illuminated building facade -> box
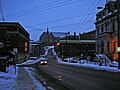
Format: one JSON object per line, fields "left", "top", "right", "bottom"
{"left": 95, "top": 1, "right": 118, "bottom": 61}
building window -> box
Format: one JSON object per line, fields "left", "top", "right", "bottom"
{"left": 107, "top": 42, "right": 110, "bottom": 52}
{"left": 105, "top": 22, "right": 109, "bottom": 32}
{"left": 97, "top": 43, "right": 99, "bottom": 53}
{"left": 112, "top": 39, "right": 116, "bottom": 53}
{"left": 101, "top": 25, "right": 104, "bottom": 33}
{"left": 112, "top": 20, "right": 115, "bottom": 32}
{"left": 101, "top": 41, "right": 104, "bottom": 54}
{"left": 112, "top": 2, "right": 117, "bottom": 12}
{"left": 107, "top": 5, "right": 111, "bottom": 14}
{"left": 96, "top": 27, "right": 99, "bottom": 35}
{"left": 113, "top": 41, "right": 116, "bottom": 52}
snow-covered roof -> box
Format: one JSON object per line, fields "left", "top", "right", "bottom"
{"left": 59, "top": 40, "right": 96, "bottom": 43}
{"left": 52, "top": 32, "right": 67, "bottom": 38}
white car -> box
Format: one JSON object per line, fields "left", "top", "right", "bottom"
{"left": 40, "top": 60, "right": 48, "bottom": 65}
{"left": 40, "top": 58, "right": 48, "bottom": 65}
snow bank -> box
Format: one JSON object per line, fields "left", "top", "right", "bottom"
{"left": 52, "top": 48, "right": 120, "bottom": 72}
{"left": 0, "top": 66, "right": 17, "bottom": 90}
{"left": 24, "top": 67, "right": 46, "bottom": 90}
{"left": 57, "top": 57, "right": 120, "bottom": 72}
{"left": 17, "top": 57, "right": 46, "bottom": 67}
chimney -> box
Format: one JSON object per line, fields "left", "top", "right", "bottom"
{"left": 74, "top": 32, "right": 76, "bottom": 40}
{"left": 79, "top": 33, "right": 81, "bottom": 40}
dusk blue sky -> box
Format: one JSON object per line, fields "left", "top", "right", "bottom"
{"left": 0, "top": 0, "right": 106, "bottom": 40}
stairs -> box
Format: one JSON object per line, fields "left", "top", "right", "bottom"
{"left": 95, "top": 54, "right": 111, "bottom": 66}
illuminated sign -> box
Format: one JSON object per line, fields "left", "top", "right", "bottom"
{"left": 118, "top": 47, "right": 120, "bottom": 52}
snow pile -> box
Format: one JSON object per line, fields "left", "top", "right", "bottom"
{"left": 17, "top": 57, "right": 46, "bottom": 67}
{"left": 52, "top": 49, "right": 120, "bottom": 72}
{"left": 21, "top": 60, "right": 35, "bottom": 64}
{"left": 0, "top": 66, "right": 17, "bottom": 77}
{"left": 110, "top": 61, "right": 118, "bottom": 67}
{"left": 57, "top": 57, "right": 120, "bottom": 72}
{"left": 52, "top": 48, "right": 57, "bottom": 56}
{"left": 0, "top": 66, "right": 17, "bottom": 90}
{"left": 0, "top": 66, "right": 46, "bottom": 90}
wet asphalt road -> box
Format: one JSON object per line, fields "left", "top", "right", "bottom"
{"left": 36, "top": 49, "right": 120, "bottom": 90}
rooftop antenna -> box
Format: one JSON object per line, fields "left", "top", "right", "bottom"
{"left": 0, "top": 0, "right": 5, "bottom": 21}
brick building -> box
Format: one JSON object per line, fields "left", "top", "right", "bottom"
{"left": 57, "top": 30, "right": 96, "bottom": 58}
{"left": 0, "top": 27, "right": 9, "bottom": 53}
{"left": 0, "top": 22, "right": 30, "bottom": 63}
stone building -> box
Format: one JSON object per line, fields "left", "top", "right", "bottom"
{"left": 39, "top": 28, "right": 67, "bottom": 46}
{"left": 39, "top": 28, "right": 54, "bottom": 46}
{"left": 95, "top": 0, "right": 118, "bottom": 61}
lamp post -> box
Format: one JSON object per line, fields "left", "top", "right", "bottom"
{"left": 117, "top": 0, "right": 120, "bottom": 69}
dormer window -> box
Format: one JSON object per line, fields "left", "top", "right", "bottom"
{"left": 112, "top": 2, "right": 117, "bottom": 12}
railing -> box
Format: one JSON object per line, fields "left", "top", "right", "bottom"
{"left": 95, "top": 54, "right": 111, "bottom": 66}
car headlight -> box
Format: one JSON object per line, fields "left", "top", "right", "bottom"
{"left": 45, "top": 61, "right": 47, "bottom": 63}
{"left": 40, "top": 62, "right": 43, "bottom": 64}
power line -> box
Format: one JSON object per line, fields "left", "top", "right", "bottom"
{"left": 29, "top": 12, "right": 96, "bottom": 26}
{"left": 75, "top": 0, "right": 102, "bottom": 32}
{"left": 70, "top": 0, "right": 98, "bottom": 32}
{"left": 6, "top": 0, "right": 83, "bottom": 19}
{"left": 25, "top": 20, "right": 94, "bottom": 31}
{"left": 6, "top": 0, "right": 64, "bottom": 17}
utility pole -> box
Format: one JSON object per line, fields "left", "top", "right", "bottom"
{"left": 117, "top": 0, "right": 120, "bottom": 69}
{"left": 0, "top": 0, "right": 5, "bottom": 21}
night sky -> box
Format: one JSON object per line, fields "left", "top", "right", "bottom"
{"left": 0, "top": 0, "right": 106, "bottom": 40}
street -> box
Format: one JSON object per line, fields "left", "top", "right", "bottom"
{"left": 35, "top": 49, "right": 120, "bottom": 90}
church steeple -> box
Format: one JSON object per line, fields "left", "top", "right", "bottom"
{"left": 46, "top": 27, "right": 49, "bottom": 34}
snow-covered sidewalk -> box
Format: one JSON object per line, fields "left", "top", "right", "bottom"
{"left": 0, "top": 66, "right": 46, "bottom": 90}
{"left": 52, "top": 49, "right": 120, "bottom": 73}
